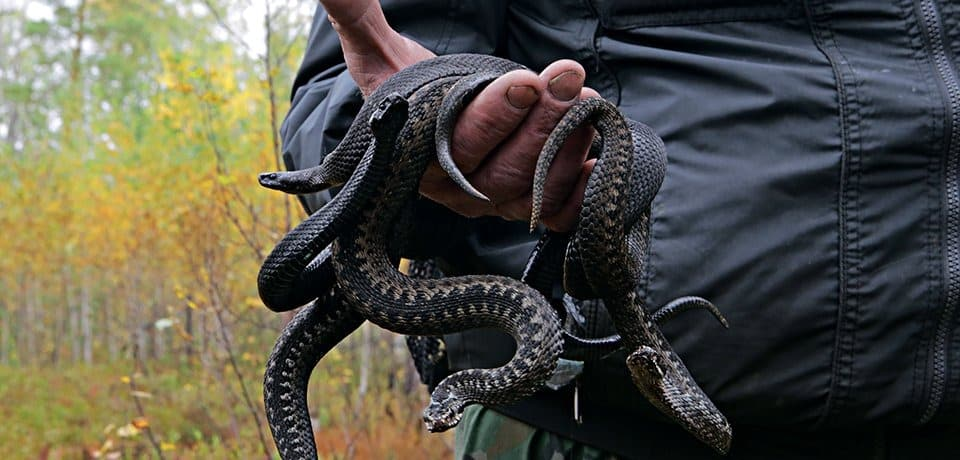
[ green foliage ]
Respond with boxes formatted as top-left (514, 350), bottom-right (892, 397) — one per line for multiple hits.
top-left (0, 354), bottom-right (452, 458)
top-left (0, 1), bottom-right (452, 458)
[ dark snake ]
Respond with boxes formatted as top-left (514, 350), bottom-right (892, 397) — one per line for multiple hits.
top-left (258, 54), bottom-right (732, 457)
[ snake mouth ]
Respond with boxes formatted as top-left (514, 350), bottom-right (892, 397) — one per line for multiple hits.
top-left (257, 172), bottom-right (283, 188)
top-left (258, 170), bottom-right (332, 194)
top-left (422, 400), bottom-right (465, 433)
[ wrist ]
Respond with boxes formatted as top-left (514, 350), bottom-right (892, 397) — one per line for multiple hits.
top-left (328, 3), bottom-right (434, 95)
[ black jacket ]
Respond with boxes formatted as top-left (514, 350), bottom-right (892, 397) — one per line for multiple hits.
top-left (281, 1), bottom-right (960, 457)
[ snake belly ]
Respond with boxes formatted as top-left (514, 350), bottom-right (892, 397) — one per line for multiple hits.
top-left (330, 75), bottom-right (563, 433)
top-left (530, 97), bottom-right (733, 454)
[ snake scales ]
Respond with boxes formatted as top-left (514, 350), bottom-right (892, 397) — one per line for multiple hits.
top-left (258, 54), bottom-right (732, 457)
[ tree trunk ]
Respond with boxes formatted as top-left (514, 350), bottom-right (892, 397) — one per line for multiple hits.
top-left (67, 269), bottom-right (80, 363)
top-left (0, 297), bottom-right (9, 365)
top-left (357, 323), bottom-right (372, 407)
top-left (25, 277), bottom-right (38, 367)
top-left (152, 283), bottom-right (164, 360)
top-left (81, 276), bottom-right (92, 364)
top-left (184, 302), bottom-right (194, 365)
top-left (105, 284), bottom-right (118, 361)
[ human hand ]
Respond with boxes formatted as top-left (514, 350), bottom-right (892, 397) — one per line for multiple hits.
top-left (321, 0), bottom-right (594, 232)
top-left (419, 62), bottom-right (597, 233)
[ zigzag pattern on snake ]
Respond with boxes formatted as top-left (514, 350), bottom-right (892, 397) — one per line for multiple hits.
top-left (260, 63), bottom-right (563, 458)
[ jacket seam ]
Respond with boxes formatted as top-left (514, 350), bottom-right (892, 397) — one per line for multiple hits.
top-left (941, 1), bottom-right (960, 59)
top-left (602, 2), bottom-right (805, 30)
top-left (434, 0), bottom-right (454, 54)
top-left (805, 0), bottom-right (864, 428)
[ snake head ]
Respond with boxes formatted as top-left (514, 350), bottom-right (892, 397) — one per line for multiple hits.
top-left (422, 391), bottom-right (465, 432)
top-left (627, 345), bottom-right (667, 385)
top-left (258, 169), bottom-right (330, 194)
top-left (627, 346), bottom-right (733, 455)
top-left (369, 93), bottom-right (409, 138)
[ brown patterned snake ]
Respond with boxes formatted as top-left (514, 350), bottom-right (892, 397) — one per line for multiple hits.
top-left (257, 54), bottom-right (732, 458)
top-left (527, 97), bottom-right (732, 453)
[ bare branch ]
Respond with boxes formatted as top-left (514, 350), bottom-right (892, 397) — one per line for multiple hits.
top-left (204, 254), bottom-right (273, 460)
top-left (262, 0), bottom-right (294, 232)
top-left (129, 343), bottom-right (168, 460)
top-left (199, 0), bottom-right (254, 56)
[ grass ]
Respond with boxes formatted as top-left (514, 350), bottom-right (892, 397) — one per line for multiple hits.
top-left (0, 357), bottom-right (453, 459)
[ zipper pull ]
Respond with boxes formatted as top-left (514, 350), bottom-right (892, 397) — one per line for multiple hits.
top-left (573, 378), bottom-right (583, 425)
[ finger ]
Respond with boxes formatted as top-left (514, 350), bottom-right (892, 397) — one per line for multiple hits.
top-left (541, 159), bottom-right (595, 232)
top-left (467, 60), bottom-right (586, 204)
top-left (422, 69), bottom-right (541, 184)
top-left (421, 79), bottom-right (595, 221)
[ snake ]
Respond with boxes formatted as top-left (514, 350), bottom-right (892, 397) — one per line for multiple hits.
top-left (522, 230), bottom-right (728, 362)
top-left (262, 95), bottom-right (411, 460)
top-left (263, 281), bottom-right (363, 460)
top-left (257, 54), bottom-right (731, 456)
top-left (256, 55), bottom-right (527, 312)
top-left (526, 96), bottom-right (732, 453)
top-left (329, 76), bottom-right (563, 432)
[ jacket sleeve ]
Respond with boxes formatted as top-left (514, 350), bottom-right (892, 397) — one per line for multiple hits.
top-left (279, 0), bottom-right (509, 213)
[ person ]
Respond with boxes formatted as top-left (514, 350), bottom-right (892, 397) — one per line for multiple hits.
top-left (279, 1), bottom-right (960, 458)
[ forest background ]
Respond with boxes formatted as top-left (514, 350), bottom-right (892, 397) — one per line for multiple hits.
top-left (0, 1), bottom-right (451, 458)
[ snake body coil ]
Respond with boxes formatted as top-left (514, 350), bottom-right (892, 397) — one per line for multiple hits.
top-left (258, 54), bottom-right (732, 458)
top-left (530, 98), bottom-right (732, 453)
top-left (331, 76), bottom-right (563, 432)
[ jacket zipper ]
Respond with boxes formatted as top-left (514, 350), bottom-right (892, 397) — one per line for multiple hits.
top-left (917, 0), bottom-right (960, 424)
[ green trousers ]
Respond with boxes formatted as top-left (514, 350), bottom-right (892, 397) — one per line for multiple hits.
top-left (454, 405), bottom-right (616, 460)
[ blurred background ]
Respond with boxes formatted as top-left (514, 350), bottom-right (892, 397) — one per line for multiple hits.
top-left (0, 1), bottom-right (450, 458)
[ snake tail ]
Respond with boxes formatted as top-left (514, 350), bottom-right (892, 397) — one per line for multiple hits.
top-left (434, 72), bottom-right (504, 201)
top-left (263, 292), bottom-right (365, 460)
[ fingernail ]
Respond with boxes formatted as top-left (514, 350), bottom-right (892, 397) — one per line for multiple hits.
top-left (507, 85), bottom-right (538, 109)
top-left (548, 70), bottom-right (583, 101)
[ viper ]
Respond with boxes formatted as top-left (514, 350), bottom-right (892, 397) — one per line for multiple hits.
top-left (526, 97), bottom-right (732, 452)
top-left (258, 54), bottom-right (731, 457)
